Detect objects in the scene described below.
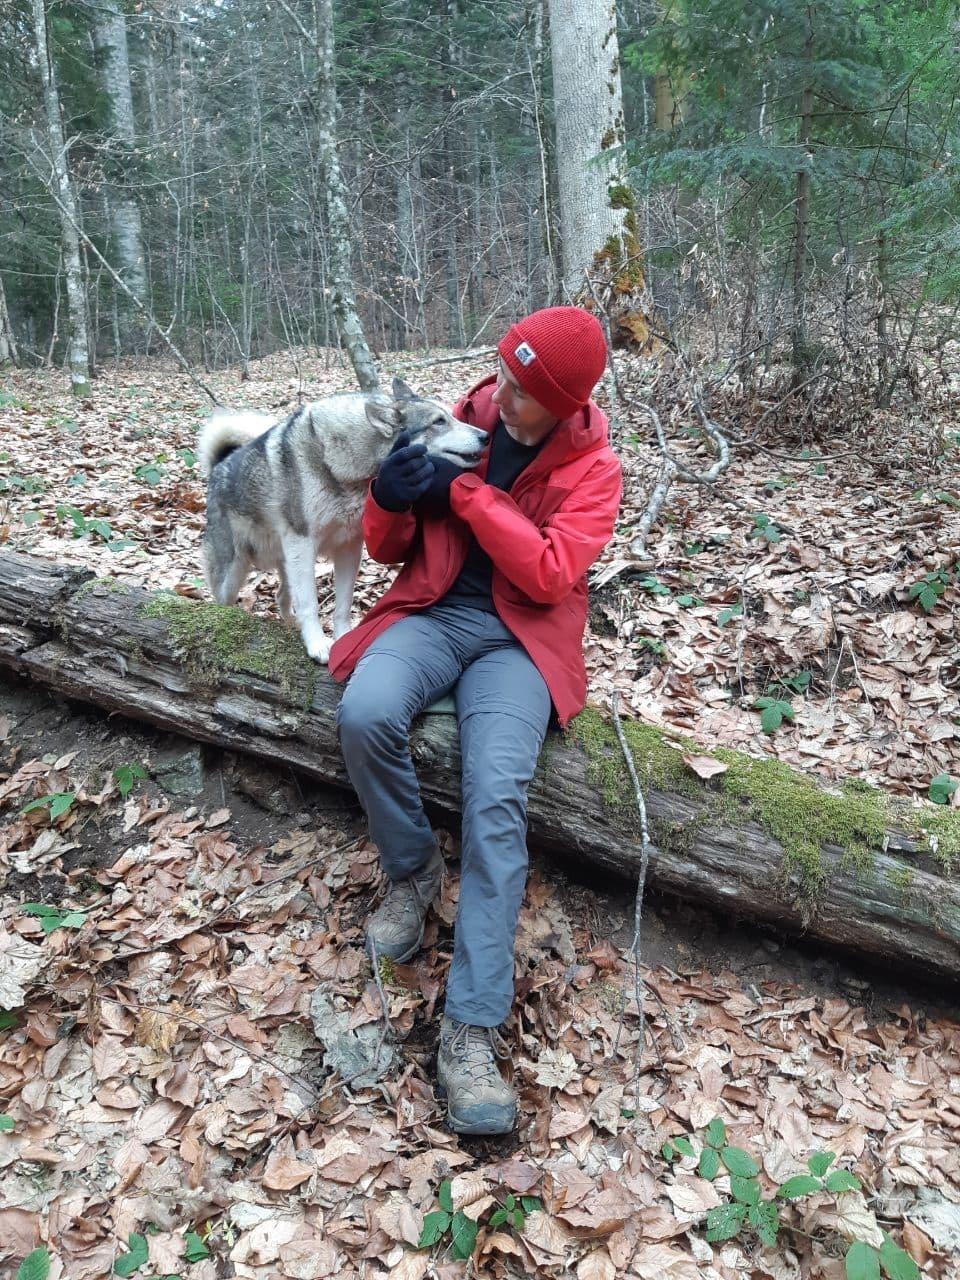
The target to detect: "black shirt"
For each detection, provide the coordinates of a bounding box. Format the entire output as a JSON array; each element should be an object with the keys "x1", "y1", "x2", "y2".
[{"x1": 441, "y1": 422, "x2": 547, "y2": 613}]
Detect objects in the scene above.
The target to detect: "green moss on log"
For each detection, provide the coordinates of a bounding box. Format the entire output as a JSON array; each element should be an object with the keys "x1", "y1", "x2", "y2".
[
  {"x1": 567, "y1": 708, "x2": 949, "y2": 910},
  {"x1": 141, "y1": 593, "x2": 318, "y2": 706}
]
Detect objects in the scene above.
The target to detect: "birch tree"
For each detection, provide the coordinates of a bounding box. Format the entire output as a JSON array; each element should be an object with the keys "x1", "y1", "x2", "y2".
[
  {"x1": 549, "y1": 0, "x2": 628, "y2": 299},
  {"x1": 311, "y1": 0, "x2": 380, "y2": 390},
  {"x1": 31, "y1": 0, "x2": 90, "y2": 396},
  {"x1": 92, "y1": 0, "x2": 148, "y2": 346}
]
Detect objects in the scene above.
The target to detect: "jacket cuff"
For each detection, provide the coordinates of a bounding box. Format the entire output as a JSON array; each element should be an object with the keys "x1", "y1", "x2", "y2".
[{"x1": 449, "y1": 472, "x2": 485, "y2": 519}]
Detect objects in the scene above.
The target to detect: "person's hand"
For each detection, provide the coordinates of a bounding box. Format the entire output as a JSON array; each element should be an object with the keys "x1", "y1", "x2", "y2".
[
  {"x1": 415, "y1": 455, "x2": 466, "y2": 517},
  {"x1": 372, "y1": 432, "x2": 434, "y2": 511}
]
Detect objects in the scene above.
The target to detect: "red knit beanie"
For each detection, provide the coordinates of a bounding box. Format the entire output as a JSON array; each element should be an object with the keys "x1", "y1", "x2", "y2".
[{"x1": 498, "y1": 306, "x2": 607, "y2": 420}]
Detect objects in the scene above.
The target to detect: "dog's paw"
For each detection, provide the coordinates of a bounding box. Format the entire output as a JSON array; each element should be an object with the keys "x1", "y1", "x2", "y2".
[{"x1": 304, "y1": 634, "x2": 331, "y2": 664}]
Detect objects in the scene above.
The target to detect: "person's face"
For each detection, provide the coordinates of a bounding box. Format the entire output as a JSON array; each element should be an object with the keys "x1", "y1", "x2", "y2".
[{"x1": 491, "y1": 358, "x2": 558, "y2": 438}]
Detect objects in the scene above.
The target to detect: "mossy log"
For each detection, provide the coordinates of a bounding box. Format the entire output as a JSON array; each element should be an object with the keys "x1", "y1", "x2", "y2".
[{"x1": 0, "y1": 549, "x2": 958, "y2": 983}]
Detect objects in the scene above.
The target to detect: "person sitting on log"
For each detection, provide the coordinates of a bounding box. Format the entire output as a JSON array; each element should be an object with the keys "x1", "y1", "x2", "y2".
[{"x1": 328, "y1": 306, "x2": 622, "y2": 1135}]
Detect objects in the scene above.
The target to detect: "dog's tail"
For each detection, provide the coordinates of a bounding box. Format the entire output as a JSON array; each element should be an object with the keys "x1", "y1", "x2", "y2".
[{"x1": 197, "y1": 409, "x2": 273, "y2": 477}]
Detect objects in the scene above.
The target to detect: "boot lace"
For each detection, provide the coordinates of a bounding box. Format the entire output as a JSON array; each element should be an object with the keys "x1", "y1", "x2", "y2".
[{"x1": 448, "y1": 1021, "x2": 511, "y2": 1073}]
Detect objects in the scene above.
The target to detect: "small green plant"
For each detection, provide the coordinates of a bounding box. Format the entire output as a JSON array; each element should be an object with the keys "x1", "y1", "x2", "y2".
[
  {"x1": 16, "y1": 1249, "x2": 51, "y2": 1280},
  {"x1": 753, "y1": 695, "x2": 796, "y2": 734},
  {"x1": 488, "y1": 1192, "x2": 542, "y2": 1233},
  {"x1": 0, "y1": 1113, "x2": 14, "y2": 1131},
  {"x1": 908, "y1": 567, "x2": 953, "y2": 613},
  {"x1": 638, "y1": 635, "x2": 667, "y2": 658},
  {"x1": 114, "y1": 1232, "x2": 149, "y2": 1276},
  {"x1": 177, "y1": 447, "x2": 197, "y2": 468},
  {"x1": 928, "y1": 773, "x2": 958, "y2": 805},
  {"x1": 636, "y1": 573, "x2": 672, "y2": 597},
  {"x1": 0, "y1": 474, "x2": 45, "y2": 494},
  {"x1": 418, "y1": 1179, "x2": 542, "y2": 1260},
  {"x1": 67, "y1": 472, "x2": 87, "y2": 487},
  {"x1": 22, "y1": 511, "x2": 42, "y2": 527},
  {"x1": 22, "y1": 791, "x2": 77, "y2": 821},
  {"x1": 749, "y1": 512, "x2": 782, "y2": 544},
  {"x1": 55, "y1": 505, "x2": 135, "y2": 552},
  {"x1": 113, "y1": 762, "x2": 148, "y2": 798},
  {"x1": 717, "y1": 601, "x2": 743, "y2": 627},
  {"x1": 134, "y1": 458, "x2": 166, "y2": 485},
  {"x1": 662, "y1": 1119, "x2": 919, "y2": 1279},
  {"x1": 183, "y1": 1230, "x2": 211, "y2": 1262},
  {"x1": 21, "y1": 903, "x2": 88, "y2": 934},
  {"x1": 418, "y1": 1180, "x2": 478, "y2": 1260},
  {"x1": 676, "y1": 593, "x2": 703, "y2": 608},
  {"x1": 774, "y1": 671, "x2": 812, "y2": 696},
  {"x1": 0, "y1": 1009, "x2": 19, "y2": 1031}
]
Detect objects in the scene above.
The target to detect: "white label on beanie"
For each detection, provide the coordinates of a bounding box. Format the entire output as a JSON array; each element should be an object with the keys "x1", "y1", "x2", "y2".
[{"x1": 514, "y1": 342, "x2": 537, "y2": 366}]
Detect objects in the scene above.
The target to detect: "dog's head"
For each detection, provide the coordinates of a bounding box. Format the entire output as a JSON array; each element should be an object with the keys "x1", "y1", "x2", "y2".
[{"x1": 365, "y1": 377, "x2": 486, "y2": 467}]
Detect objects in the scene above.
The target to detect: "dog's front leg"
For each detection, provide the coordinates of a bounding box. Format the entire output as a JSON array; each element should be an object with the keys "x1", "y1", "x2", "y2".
[
  {"x1": 331, "y1": 538, "x2": 363, "y2": 641},
  {"x1": 280, "y1": 535, "x2": 329, "y2": 662}
]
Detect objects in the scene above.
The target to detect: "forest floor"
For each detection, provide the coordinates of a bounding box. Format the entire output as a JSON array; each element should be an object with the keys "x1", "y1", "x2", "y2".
[{"x1": 0, "y1": 350, "x2": 958, "y2": 1279}]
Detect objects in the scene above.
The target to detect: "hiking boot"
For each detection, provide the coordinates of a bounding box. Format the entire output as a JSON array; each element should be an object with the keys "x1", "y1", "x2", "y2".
[
  {"x1": 365, "y1": 848, "x2": 443, "y2": 964},
  {"x1": 436, "y1": 1015, "x2": 516, "y2": 1135}
]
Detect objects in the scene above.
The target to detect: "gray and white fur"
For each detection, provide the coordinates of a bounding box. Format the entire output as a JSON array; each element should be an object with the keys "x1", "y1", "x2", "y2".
[{"x1": 197, "y1": 376, "x2": 484, "y2": 662}]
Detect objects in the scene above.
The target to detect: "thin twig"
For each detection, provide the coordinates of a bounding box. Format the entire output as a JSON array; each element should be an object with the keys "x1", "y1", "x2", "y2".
[
  {"x1": 366, "y1": 935, "x2": 395, "y2": 1073},
  {"x1": 610, "y1": 693, "x2": 656, "y2": 1106},
  {"x1": 398, "y1": 347, "x2": 497, "y2": 370}
]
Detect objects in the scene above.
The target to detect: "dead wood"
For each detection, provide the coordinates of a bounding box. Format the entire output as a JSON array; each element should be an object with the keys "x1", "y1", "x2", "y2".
[{"x1": 0, "y1": 549, "x2": 956, "y2": 983}]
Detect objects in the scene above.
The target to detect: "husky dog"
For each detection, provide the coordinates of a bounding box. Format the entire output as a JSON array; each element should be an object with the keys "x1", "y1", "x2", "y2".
[{"x1": 197, "y1": 377, "x2": 485, "y2": 662}]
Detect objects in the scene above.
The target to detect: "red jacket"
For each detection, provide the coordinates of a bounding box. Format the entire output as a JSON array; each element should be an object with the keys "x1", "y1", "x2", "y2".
[{"x1": 328, "y1": 375, "x2": 622, "y2": 727}]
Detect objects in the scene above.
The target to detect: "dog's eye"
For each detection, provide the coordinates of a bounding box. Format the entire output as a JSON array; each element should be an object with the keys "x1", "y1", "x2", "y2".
[{"x1": 432, "y1": 416, "x2": 446, "y2": 427}]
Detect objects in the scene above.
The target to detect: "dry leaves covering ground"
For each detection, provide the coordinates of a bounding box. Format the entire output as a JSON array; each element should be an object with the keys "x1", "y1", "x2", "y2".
[{"x1": 0, "y1": 351, "x2": 958, "y2": 1279}]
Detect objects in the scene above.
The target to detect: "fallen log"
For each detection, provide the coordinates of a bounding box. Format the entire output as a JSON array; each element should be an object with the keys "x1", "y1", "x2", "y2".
[{"x1": 0, "y1": 549, "x2": 957, "y2": 981}]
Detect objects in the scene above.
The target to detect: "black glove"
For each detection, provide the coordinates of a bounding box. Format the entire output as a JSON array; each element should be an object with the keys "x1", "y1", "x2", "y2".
[
  {"x1": 372, "y1": 432, "x2": 433, "y2": 512},
  {"x1": 415, "y1": 455, "x2": 466, "y2": 517}
]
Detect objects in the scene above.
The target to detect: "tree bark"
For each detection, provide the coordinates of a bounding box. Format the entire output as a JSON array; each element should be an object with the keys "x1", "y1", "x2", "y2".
[
  {"x1": 549, "y1": 0, "x2": 627, "y2": 299},
  {"x1": 31, "y1": 0, "x2": 90, "y2": 397},
  {"x1": 791, "y1": 6, "x2": 815, "y2": 378},
  {"x1": 91, "y1": 0, "x2": 149, "y2": 347},
  {"x1": 0, "y1": 550, "x2": 956, "y2": 984},
  {"x1": 314, "y1": 0, "x2": 380, "y2": 391},
  {"x1": 0, "y1": 275, "x2": 17, "y2": 365}
]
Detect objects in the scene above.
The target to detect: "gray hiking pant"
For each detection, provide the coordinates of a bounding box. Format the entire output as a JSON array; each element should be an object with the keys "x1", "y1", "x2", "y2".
[{"x1": 336, "y1": 603, "x2": 551, "y2": 1027}]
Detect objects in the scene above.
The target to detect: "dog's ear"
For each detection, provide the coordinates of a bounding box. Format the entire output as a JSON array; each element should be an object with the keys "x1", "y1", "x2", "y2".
[
  {"x1": 391, "y1": 376, "x2": 418, "y2": 402},
  {"x1": 364, "y1": 390, "x2": 401, "y2": 437}
]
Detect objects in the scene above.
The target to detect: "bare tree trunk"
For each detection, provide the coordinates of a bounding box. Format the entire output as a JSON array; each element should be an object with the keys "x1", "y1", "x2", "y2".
[
  {"x1": 91, "y1": 0, "x2": 148, "y2": 349},
  {"x1": 529, "y1": 0, "x2": 560, "y2": 305},
  {"x1": 314, "y1": 0, "x2": 379, "y2": 390},
  {"x1": 791, "y1": 6, "x2": 814, "y2": 378},
  {"x1": 876, "y1": 226, "x2": 893, "y2": 404},
  {"x1": 0, "y1": 276, "x2": 17, "y2": 365},
  {"x1": 549, "y1": 0, "x2": 628, "y2": 299},
  {"x1": 31, "y1": 0, "x2": 90, "y2": 396}
]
